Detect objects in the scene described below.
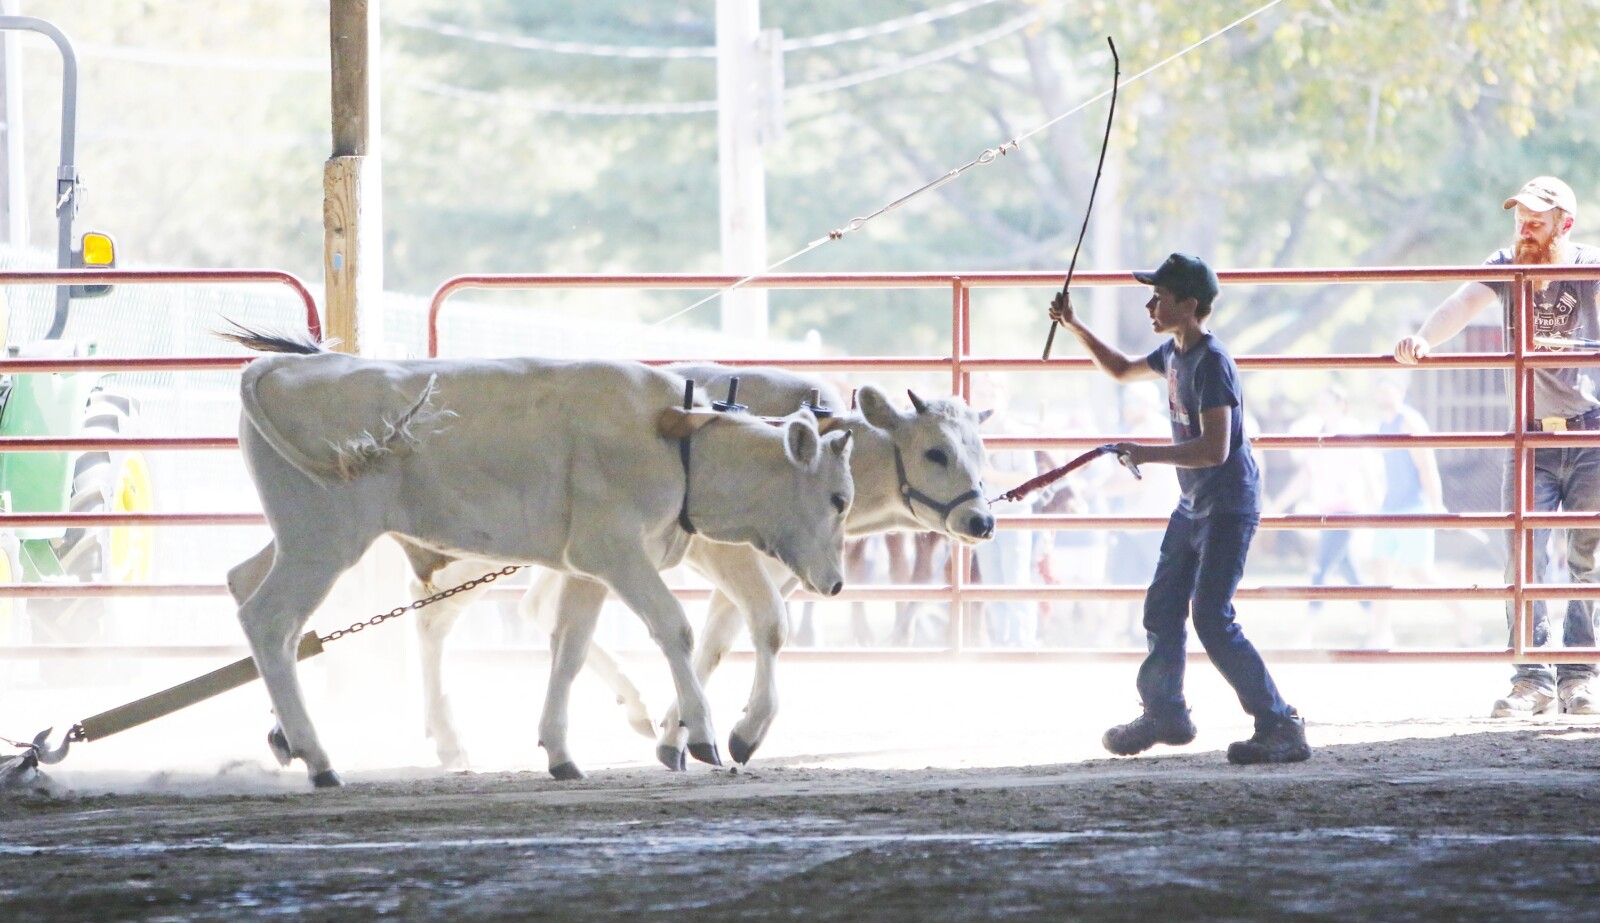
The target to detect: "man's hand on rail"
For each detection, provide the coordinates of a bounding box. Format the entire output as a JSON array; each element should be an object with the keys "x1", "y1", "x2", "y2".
[{"x1": 1393, "y1": 335, "x2": 1431, "y2": 365}]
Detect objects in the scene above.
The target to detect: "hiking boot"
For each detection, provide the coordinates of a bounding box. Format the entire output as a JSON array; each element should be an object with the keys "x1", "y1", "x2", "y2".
[
  {"x1": 1227, "y1": 714, "x2": 1311, "y2": 765},
  {"x1": 1490, "y1": 680, "x2": 1557, "y2": 718},
  {"x1": 1102, "y1": 709, "x2": 1197, "y2": 756},
  {"x1": 1559, "y1": 679, "x2": 1599, "y2": 716}
]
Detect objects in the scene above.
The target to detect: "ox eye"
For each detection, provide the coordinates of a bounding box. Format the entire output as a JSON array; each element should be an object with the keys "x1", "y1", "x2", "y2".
[
  {"x1": 924, "y1": 448, "x2": 949, "y2": 467},
  {"x1": 832, "y1": 493, "x2": 849, "y2": 514}
]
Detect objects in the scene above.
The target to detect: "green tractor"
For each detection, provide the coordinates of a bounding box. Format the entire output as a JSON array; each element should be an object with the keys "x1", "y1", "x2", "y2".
[{"x1": 0, "y1": 16, "x2": 154, "y2": 653}]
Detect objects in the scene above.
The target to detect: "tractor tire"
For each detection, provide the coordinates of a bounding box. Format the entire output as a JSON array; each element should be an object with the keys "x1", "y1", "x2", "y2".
[{"x1": 29, "y1": 390, "x2": 155, "y2": 657}]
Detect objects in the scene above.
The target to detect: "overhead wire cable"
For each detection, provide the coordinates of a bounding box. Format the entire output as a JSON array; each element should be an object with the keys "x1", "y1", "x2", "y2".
[
  {"x1": 76, "y1": 42, "x2": 324, "y2": 72},
  {"x1": 400, "y1": 9, "x2": 1039, "y2": 115},
  {"x1": 391, "y1": 0, "x2": 1005, "y2": 59},
  {"x1": 404, "y1": 78, "x2": 719, "y2": 115},
  {"x1": 788, "y1": 11, "x2": 1041, "y2": 97}
]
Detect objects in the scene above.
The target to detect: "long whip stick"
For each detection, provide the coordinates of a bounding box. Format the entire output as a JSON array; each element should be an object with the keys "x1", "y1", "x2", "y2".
[{"x1": 1042, "y1": 36, "x2": 1120, "y2": 360}]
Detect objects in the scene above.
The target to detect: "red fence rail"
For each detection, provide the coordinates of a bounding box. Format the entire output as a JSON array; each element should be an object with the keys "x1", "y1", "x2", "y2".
[
  {"x1": 2, "y1": 265, "x2": 1597, "y2": 665},
  {"x1": 427, "y1": 265, "x2": 1600, "y2": 664}
]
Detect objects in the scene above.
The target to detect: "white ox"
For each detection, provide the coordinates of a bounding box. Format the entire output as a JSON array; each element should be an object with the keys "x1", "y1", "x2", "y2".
[
  {"x1": 415, "y1": 365, "x2": 994, "y2": 774},
  {"x1": 222, "y1": 332, "x2": 854, "y2": 788}
]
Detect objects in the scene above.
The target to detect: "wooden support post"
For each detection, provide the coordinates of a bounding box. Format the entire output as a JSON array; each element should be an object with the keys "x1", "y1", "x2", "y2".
[
  {"x1": 323, "y1": 155, "x2": 381, "y2": 353},
  {"x1": 325, "y1": 0, "x2": 382, "y2": 355}
]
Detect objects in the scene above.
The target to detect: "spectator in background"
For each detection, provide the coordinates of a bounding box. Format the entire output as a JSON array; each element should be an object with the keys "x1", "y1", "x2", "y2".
[
  {"x1": 1395, "y1": 175, "x2": 1600, "y2": 717},
  {"x1": 1034, "y1": 459, "x2": 1102, "y2": 645},
  {"x1": 1363, "y1": 373, "x2": 1447, "y2": 649},
  {"x1": 967, "y1": 375, "x2": 1044, "y2": 647},
  {"x1": 1096, "y1": 381, "x2": 1182, "y2": 646},
  {"x1": 1269, "y1": 384, "x2": 1380, "y2": 644}
]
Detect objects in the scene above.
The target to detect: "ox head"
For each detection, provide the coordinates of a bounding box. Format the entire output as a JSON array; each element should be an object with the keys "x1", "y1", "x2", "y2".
[
  {"x1": 858, "y1": 385, "x2": 995, "y2": 543},
  {"x1": 697, "y1": 410, "x2": 854, "y2": 597}
]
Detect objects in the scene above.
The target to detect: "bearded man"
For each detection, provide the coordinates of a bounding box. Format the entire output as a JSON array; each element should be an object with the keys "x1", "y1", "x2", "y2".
[{"x1": 1396, "y1": 175, "x2": 1600, "y2": 718}]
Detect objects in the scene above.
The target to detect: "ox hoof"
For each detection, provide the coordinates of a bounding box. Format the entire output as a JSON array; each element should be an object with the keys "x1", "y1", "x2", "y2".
[
  {"x1": 728, "y1": 732, "x2": 761, "y2": 766},
  {"x1": 310, "y1": 770, "x2": 343, "y2": 789},
  {"x1": 688, "y1": 742, "x2": 723, "y2": 768},
  {"x1": 266, "y1": 727, "x2": 293, "y2": 767},
  {"x1": 548, "y1": 762, "x2": 586, "y2": 781},
  {"x1": 656, "y1": 744, "x2": 687, "y2": 772}
]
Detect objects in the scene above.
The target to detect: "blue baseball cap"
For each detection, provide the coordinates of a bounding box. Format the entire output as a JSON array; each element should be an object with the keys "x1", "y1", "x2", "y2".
[{"x1": 1133, "y1": 252, "x2": 1220, "y2": 303}]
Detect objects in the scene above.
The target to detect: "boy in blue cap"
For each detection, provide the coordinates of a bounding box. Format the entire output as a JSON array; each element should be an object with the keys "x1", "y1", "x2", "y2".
[{"x1": 1048, "y1": 253, "x2": 1310, "y2": 764}]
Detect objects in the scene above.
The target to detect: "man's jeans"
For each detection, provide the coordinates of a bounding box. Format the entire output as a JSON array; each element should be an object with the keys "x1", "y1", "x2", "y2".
[
  {"x1": 1137, "y1": 511, "x2": 1295, "y2": 728},
  {"x1": 1503, "y1": 445, "x2": 1600, "y2": 690}
]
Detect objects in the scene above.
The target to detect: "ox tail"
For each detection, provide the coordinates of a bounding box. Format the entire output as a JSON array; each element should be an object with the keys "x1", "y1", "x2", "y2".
[{"x1": 215, "y1": 320, "x2": 333, "y2": 355}]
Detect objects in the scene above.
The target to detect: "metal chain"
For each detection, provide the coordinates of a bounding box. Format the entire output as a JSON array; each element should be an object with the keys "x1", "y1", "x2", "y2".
[{"x1": 320, "y1": 565, "x2": 525, "y2": 644}]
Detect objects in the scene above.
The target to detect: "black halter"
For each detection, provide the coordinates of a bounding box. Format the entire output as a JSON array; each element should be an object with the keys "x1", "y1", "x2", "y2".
[
  {"x1": 891, "y1": 444, "x2": 982, "y2": 521},
  {"x1": 678, "y1": 434, "x2": 697, "y2": 535}
]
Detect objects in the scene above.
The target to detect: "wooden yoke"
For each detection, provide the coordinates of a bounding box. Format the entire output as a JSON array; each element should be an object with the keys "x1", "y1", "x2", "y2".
[{"x1": 656, "y1": 407, "x2": 848, "y2": 440}]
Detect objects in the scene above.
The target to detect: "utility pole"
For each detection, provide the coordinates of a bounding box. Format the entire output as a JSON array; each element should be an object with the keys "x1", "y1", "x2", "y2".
[
  {"x1": 0, "y1": 0, "x2": 24, "y2": 248},
  {"x1": 326, "y1": 0, "x2": 383, "y2": 355},
  {"x1": 715, "y1": 0, "x2": 780, "y2": 341}
]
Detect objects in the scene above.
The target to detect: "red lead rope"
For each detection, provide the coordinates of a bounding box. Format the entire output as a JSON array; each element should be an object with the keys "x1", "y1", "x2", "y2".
[{"x1": 991, "y1": 444, "x2": 1139, "y2": 505}]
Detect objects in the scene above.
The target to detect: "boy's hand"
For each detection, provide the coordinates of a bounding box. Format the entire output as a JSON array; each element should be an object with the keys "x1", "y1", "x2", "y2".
[
  {"x1": 1048, "y1": 291, "x2": 1075, "y2": 326},
  {"x1": 1110, "y1": 442, "x2": 1146, "y2": 466}
]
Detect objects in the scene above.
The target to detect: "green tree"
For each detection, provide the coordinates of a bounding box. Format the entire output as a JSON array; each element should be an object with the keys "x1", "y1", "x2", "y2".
[{"x1": 17, "y1": 1, "x2": 1600, "y2": 357}]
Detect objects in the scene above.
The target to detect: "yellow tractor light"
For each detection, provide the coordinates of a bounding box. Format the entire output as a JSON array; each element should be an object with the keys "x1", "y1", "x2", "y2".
[
  {"x1": 71, "y1": 231, "x2": 116, "y2": 298},
  {"x1": 80, "y1": 231, "x2": 115, "y2": 267}
]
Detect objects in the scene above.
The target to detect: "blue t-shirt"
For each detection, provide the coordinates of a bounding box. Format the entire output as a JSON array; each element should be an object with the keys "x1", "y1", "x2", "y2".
[{"x1": 1145, "y1": 334, "x2": 1260, "y2": 517}]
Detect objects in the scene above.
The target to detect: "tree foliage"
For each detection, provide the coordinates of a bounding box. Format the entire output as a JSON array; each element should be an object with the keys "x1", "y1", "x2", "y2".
[{"x1": 15, "y1": 1, "x2": 1600, "y2": 354}]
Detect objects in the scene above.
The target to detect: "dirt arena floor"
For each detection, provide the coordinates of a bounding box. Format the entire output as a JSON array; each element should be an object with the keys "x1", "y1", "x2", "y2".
[{"x1": 5, "y1": 654, "x2": 1600, "y2": 921}]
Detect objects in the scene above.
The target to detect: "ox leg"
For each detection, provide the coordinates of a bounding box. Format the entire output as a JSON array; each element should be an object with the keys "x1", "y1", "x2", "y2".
[
  {"x1": 226, "y1": 541, "x2": 276, "y2": 606},
  {"x1": 414, "y1": 573, "x2": 494, "y2": 770},
  {"x1": 524, "y1": 572, "x2": 655, "y2": 739},
  {"x1": 599, "y1": 554, "x2": 721, "y2": 768},
  {"x1": 653, "y1": 588, "x2": 747, "y2": 770},
  {"x1": 678, "y1": 546, "x2": 794, "y2": 766},
  {"x1": 537, "y1": 575, "x2": 609, "y2": 780},
  {"x1": 235, "y1": 550, "x2": 354, "y2": 789}
]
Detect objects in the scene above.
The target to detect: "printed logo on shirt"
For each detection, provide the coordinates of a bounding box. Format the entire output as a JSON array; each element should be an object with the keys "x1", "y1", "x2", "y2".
[
  {"x1": 1535, "y1": 288, "x2": 1580, "y2": 335},
  {"x1": 1166, "y1": 366, "x2": 1191, "y2": 430}
]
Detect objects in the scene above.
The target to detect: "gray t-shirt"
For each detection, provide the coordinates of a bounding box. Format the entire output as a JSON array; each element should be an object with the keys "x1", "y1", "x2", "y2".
[{"x1": 1485, "y1": 243, "x2": 1600, "y2": 418}]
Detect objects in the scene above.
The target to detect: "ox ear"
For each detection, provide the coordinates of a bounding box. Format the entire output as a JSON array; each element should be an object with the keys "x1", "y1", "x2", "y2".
[
  {"x1": 784, "y1": 416, "x2": 822, "y2": 467},
  {"x1": 907, "y1": 390, "x2": 931, "y2": 415},
  {"x1": 857, "y1": 385, "x2": 905, "y2": 431}
]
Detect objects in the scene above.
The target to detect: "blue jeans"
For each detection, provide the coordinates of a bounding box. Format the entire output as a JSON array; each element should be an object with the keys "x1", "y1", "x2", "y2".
[
  {"x1": 1308, "y1": 529, "x2": 1371, "y2": 614},
  {"x1": 1137, "y1": 511, "x2": 1295, "y2": 729},
  {"x1": 1502, "y1": 445, "x2": 1600, "y2": 689}
]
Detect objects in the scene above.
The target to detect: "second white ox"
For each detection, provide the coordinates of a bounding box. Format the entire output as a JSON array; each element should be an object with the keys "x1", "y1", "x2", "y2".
[
  {"x1": 222, "y1": 332, "x2": 854, "y2": 787},
  {"x1": 416, "y1": 365, "x2": 995, "y2": 774}
]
